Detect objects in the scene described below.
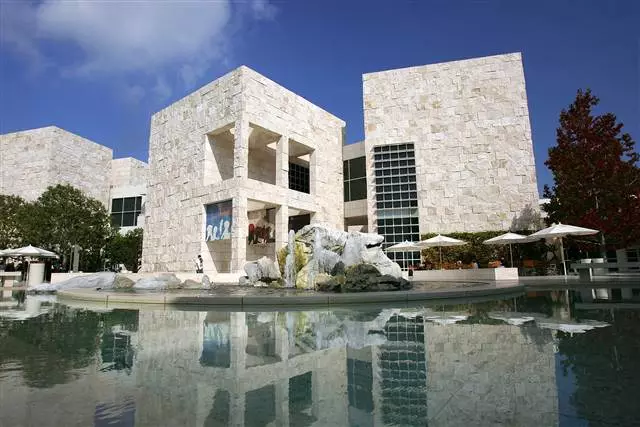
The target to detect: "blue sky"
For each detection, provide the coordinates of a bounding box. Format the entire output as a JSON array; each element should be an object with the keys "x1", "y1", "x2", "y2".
[{"x1": 1, "y1": 0, "x2": 638, "y2": 195}]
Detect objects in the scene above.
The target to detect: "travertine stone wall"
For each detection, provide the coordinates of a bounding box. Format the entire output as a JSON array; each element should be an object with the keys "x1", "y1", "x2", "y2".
[
  {"x1": 0, "y1": 126, "x2": 112, "y2": 206},
  {"x1": 363, "y1": 53, "x2": 540, "y2": 233},
  {"x1": 143, "y1": 66, "x2": 345, "y2": 273},
  {"x1": 110, "y1": 157, "x2": 148, "y2": 189},
  {"x1": 425, "y1": 323, "x2": 558, "y2": 427}
]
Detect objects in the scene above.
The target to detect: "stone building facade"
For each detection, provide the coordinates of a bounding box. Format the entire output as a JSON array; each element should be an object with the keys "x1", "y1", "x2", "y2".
[
  {"x1": 361, "y1": 52, "x2": 539, "y2": 235},
  {"x1": 0, "y1": 126, "x2": 113, "y2": 206},
  {"x1": 0, "y1": 126, "x2": 148, "y2": 235},
  {"x1": 142, "y1": 66, "x2": 345, "y2": 274}
]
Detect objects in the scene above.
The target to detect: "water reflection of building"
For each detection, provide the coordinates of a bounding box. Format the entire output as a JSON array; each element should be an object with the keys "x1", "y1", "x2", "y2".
[
  {"x1": 133, "y1": 311, "x2": 349, "y2": 426},
  {"x1": 131, "y1": 309, "x2": 560, "y2": 426},
  {"x1": 1, "y1": 306, "x2": 561, "y2": 427}
]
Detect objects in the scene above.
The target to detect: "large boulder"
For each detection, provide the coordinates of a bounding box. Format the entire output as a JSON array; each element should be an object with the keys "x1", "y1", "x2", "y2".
[
  {"x1": 296, "y1": 224, "x2": 349, "y2": 252},
  {"x1": 318, "y1": 264, "x2": 411, "y2": 293},
  {"x1": 113, "y1": 274, "x2": 135, "y2": 289},
  {"x1": 243, "y1": 256, "x2": 281, "y2": 286},
  {"x1": 133, "y1": 273, "x2": 182, "y2": 290},
  {"x1": 30, "y1": 272, "x2": 118, "y2": 292},
  {"x1": 257, "y1": 256, "x2": 281, "y2": 281}
]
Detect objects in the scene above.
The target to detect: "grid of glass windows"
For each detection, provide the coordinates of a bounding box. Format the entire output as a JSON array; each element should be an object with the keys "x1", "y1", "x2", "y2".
[
  {"x1": 343, "y1": 156, "x2": 367, "y2": 201},
  {"x1": 289, "y1": 162, "x2": 310, "y2": 193},
  {"x1": 373, "y1": 143, "x2": 420, "y2": 269},
  {"x1": 111, "y1": 197, "x2": 142, "y2": 227},
  {"x1": 379, "y1": 314, "x2": 427, "y2": 426}
]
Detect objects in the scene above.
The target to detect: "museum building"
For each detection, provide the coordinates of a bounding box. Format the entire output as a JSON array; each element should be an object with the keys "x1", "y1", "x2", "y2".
[{"x1": 141, "y1": 52, "x2": 540, "y2": 273}]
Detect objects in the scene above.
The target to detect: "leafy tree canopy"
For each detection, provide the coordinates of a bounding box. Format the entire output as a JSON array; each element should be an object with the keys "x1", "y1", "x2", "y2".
[
  {"x1": 104, "y1": 228, "x2": 143, "y2": 272},
  {"x1": 2, "y1": 184, "x2": 112, "y2": 271},
  {"x1": 0, "y1": 194, "x2": 28, "y2": 249},
  {"x1": 543, "y1": 89, "x2": 640, "y2": 248}
]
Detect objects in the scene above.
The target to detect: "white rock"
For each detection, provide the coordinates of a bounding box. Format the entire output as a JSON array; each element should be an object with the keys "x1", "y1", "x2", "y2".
[{"x1": 133, "y1": 273, "x2": 181, "y2": 290}]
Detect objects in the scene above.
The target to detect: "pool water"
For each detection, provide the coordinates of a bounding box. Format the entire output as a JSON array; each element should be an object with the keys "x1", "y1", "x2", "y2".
[{"x1": 1, "y1": 287, "x2": 639, "y2": 426}]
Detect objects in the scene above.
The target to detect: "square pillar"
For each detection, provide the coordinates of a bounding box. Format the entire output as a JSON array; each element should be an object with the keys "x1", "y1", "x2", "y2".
[
  {"x1": 276, "y1": 134, "x2": 289, "y2": 188},
  {"x1": 233, "y1": 119, "x2": 251, "y2": 179},
  {"x1": 309, "y1": 149, "x2": 317, "y2": 195},
  {"x1": 275, "y1": 204, "x2": 289, "y2": 252},
  {"x1": 231, "y1": 195, "x2": 248, "y2": 272}
]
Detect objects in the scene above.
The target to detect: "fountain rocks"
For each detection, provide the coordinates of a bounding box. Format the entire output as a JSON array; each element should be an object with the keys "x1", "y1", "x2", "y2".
[
  {"x1": 240, "y1": 256, "x2": 282, "y2": 287},
  {"x1": 28, "y1": 272, "x2": 213, "y2": 292},
  {"x1": 240, "y1": 224, "x2": 411, "y2": 292}
]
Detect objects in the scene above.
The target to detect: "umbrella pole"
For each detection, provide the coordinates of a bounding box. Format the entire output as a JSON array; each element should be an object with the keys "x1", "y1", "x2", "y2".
[
  {"x1": 509, "y1": 244, "x2": 514, "y2": 268},
  {"x1": 439, "y1": 247, "x2": 443, "y2": 270},
  {"x1": 560, "y1": 238, "x2": 566, "y2": 276}
]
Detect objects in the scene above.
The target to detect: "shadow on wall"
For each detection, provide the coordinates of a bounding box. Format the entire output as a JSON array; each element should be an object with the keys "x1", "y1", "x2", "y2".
[{"x1": 511, "y1": 204, "x2": 543, "y2": 231}]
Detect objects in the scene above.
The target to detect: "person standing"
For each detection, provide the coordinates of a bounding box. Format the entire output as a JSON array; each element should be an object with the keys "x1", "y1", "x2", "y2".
[{"x1": 194, "y1": 255, "x2": 204, "y2": 273}]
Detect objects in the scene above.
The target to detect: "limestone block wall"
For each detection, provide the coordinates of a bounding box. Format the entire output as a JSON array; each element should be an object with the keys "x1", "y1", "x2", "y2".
[
  {"x1": 142, "y1": 68, "x2": 243, "y2": 272},
  {"x1": 363, "y1": 53, "x2": 540, "y2": 233},
  {"x1": 242, "y1": 67, "x2": 346, "y2": 228},
  {"x1": 425, "y1": 323, "x2": 558, "y2": 427},
  {"x1": 0, "y1": 126, "x2": 112, "y2": 206},
  {"x1": 143, "y1": 66, "x2": 345, "y2": 273},
  {"x1": 110, "y1": 157, "x2": 148, "y2": 189}
]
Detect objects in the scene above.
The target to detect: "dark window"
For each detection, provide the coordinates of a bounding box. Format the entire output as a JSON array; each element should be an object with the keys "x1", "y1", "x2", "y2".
[
  {"x1": 110, "y1": 196, "x2": 142, "y2": 227},
  {"x1": 344, "y1": 156, "x2": 367, "y2": 201},
  {"x1": 289, "y1": 162, "x2": 310, "y2": 193}
]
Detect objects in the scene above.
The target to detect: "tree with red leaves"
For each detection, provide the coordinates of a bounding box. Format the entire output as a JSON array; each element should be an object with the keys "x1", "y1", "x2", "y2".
[{"x1": 543, "y1": 89, "x2": 640, "y2": 252}]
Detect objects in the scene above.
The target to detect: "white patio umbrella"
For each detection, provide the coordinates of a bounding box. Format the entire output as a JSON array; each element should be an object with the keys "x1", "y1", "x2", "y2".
[
  {"x1": 5, "y1": 245, "x2": 59, "y2": 259},
  {"x1": 416, "y1": 234, "x2": 467, "y2": 269},
  {"x1": 385, "y1": 241, "x2": 420, "y2": 270},
  {"x1": 483, "y1": 232, "x2": 529, "y2": 268},
  {"x1": 527, "y1": 223, "x2": 599, "y2": 276}
]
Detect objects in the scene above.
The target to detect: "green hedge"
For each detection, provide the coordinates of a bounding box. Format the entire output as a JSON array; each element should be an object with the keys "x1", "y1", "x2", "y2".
[{"x1": 419, "y1": 231, "x2": 549, "y2": 268}]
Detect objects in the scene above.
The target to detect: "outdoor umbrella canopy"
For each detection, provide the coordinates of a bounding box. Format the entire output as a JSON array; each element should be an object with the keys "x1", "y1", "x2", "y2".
[
  {"x1": 385, "y1": 241, "x2": 420, "y2": 252},
  {"x1": 385, "y1": 241, "x2": 420, "y2": 270},
  {"x1": 5, "y1": 245, "x2": 59, "y2": 259},
  {"x1": 526, "y1": 223, "x2": 599, "y2": 276},
  {"x1": 416, "y1": 234, "x2": 467, "y2": 269},
  {"x1": 483, "y1": 232, "x2": 529, "y2": 268}
]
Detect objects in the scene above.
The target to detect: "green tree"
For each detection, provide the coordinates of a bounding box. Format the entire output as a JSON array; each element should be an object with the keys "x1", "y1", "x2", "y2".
[
  {"x1": 104, "y1": 228, "x2": 143, "y2": 272},
  {"x1": 543, "y1": 89, "x2": 640, "y2": 250},
  {"x1": 21, "y1": 184, "x2": 112, "y2": 271},
  {"x1": 0, "y1": 194, "x2": 27, "y2": 248}
]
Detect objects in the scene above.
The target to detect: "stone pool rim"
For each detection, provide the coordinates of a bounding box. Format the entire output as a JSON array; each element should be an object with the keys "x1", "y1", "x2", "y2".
[{"x1": 57, "y1": 281, "x2": 524, "y2": 307}]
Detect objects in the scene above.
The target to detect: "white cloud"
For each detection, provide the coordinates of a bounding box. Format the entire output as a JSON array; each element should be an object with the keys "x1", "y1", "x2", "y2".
[{"x1": 2, "y1": 0, "x2": 276, "y2": 100}]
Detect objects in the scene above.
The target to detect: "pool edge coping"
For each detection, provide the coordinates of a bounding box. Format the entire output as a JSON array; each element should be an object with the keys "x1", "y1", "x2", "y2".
[{"x1": 57, "y1": 282, "x2": 525, "y2": 307}]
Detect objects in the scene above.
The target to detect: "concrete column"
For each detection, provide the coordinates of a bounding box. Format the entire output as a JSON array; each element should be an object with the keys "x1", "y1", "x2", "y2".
[
  {"x1": 72, "y1": 245, "x2": 80, "y2": 272},
  {"x1": 233, "y1": 119, "x2": 251, "y2": 180},
  {"x1": 309, "y1": 149, "x2": 317, "y2": 195},
  {"x1": 275, "y1": 204, "x2": 289, "y2": 253},
  {"x1": 276, "y1": 134, "x2": 289, "y2": 189},
  {"x1": 231, "y1": 195, "x2": 248, "y2": 273}
]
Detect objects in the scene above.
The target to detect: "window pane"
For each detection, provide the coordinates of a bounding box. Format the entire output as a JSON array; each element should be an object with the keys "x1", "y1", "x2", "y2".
[
  {"x1": 122, "y1": 212, "x2": 135, "y2": 227},
  {"x1": 343, "y1": 161, "x2": 349, "y2": 179},
  {"x1": 350, "y1": 178, "x2": 367, "y2": 200},
  {"x1": 111, "y1": 213, "x2": 122, "y2": 227},
  {"x1": 111, "y1": 198, "x2": 123, "y2": 213},
  {"x1": 349, "y1": 157, "x2": 366, "y2": 178},
  {"x1": 123, "y1": 197, "x2": 136, "y2": 211},
  {"x1": 135, "y1": 196, "x2": 142, "y2": 210},
  {"x1": 344, "y1": 181, "x2": 350, "y2": 201}
]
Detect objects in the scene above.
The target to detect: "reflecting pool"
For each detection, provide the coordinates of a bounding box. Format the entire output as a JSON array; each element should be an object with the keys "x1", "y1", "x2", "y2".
[{"x1": 1, "y1": 286, "x2": 640, "y2": 426}]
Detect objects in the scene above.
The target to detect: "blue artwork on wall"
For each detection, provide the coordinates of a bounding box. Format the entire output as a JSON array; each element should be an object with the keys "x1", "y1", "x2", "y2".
[{"x1": 205, "y1": 201, "x2": 232, "y2": 241}]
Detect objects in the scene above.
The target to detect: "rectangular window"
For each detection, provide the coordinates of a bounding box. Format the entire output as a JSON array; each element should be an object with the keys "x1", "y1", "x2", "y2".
[
  {"x1": 344, "y1": 156, "x2": 367, "y2": 201},
  {"x1": 110, "y1": 196, "x2": 142, "y2": 228},
  {"x1": 372, "y1": 143, "x2": 419, "y2": 270},
  {"x1": 289, "y1": 162, "x2": 310, "y2": 193}
]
